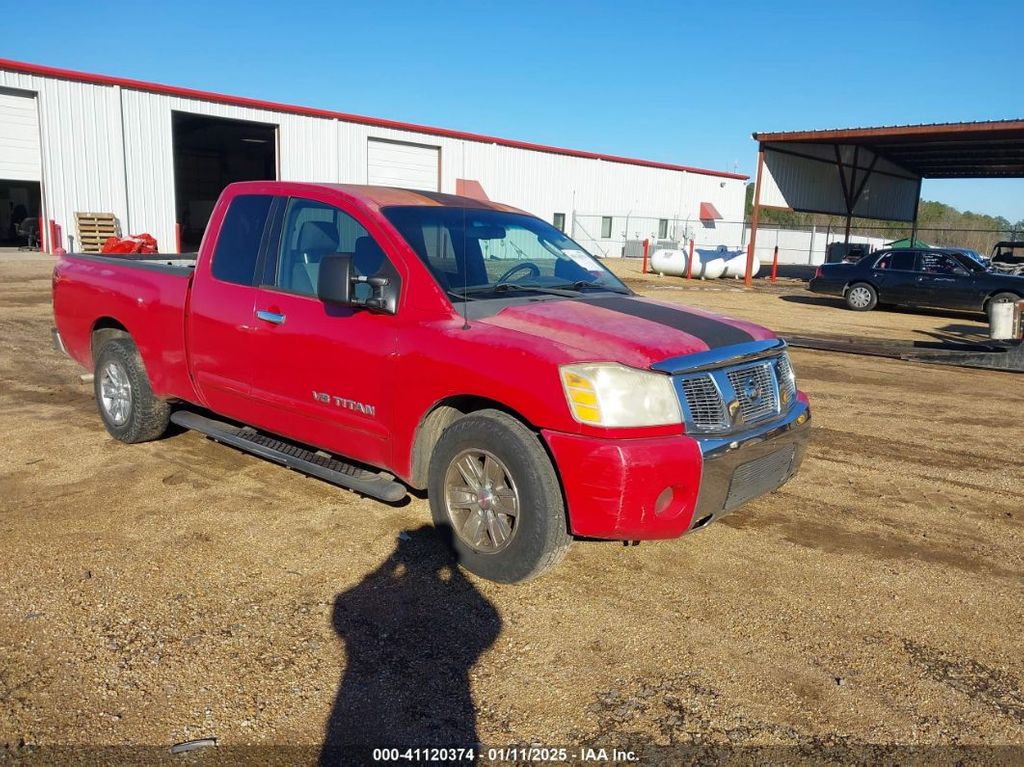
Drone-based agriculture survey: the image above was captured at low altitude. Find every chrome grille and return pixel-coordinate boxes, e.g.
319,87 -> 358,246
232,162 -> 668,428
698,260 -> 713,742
726,362 -> 779,424
680,374 -> 729,432
675,352 -> 795,434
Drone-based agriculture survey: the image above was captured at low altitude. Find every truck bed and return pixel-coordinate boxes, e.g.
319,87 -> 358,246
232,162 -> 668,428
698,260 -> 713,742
64,252 -> 199,275
52,251 -> 200,403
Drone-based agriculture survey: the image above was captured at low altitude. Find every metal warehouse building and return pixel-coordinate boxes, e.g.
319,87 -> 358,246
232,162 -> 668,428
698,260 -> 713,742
0,59 -> 746,256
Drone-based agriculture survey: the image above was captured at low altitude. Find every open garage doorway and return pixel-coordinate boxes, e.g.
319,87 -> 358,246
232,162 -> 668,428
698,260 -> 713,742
0,180 -> 40,248
172,112 -> 277,251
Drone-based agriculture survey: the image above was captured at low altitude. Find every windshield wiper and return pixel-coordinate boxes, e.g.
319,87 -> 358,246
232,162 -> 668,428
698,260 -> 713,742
449,282 -> 581,298
450,281 -> 629,299
492,282 -> 581,297
547,280 -> 631,295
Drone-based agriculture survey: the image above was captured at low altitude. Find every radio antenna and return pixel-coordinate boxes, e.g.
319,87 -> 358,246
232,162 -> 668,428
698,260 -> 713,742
460,208 -> 470,330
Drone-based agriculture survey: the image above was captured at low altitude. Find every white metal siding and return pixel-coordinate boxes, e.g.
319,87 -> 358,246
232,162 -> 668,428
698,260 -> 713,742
366,139 -> 439,191
0,88 -> 40,181
0,63 -> 746,254
759,143 -> 919,222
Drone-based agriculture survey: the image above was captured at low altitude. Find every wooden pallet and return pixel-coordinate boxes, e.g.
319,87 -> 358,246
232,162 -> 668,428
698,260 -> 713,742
75,212 -> 119,253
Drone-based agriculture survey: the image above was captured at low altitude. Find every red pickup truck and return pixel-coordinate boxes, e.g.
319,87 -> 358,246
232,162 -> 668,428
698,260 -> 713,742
52,181 -> 810,582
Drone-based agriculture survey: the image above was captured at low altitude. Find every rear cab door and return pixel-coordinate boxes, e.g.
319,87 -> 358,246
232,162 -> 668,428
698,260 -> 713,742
246,191 -> 406,468
868,250 -> 919,304
187,191 -> 277,417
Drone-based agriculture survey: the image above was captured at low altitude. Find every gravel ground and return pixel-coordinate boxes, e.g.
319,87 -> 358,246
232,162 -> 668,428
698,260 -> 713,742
1,253 -> 1022,764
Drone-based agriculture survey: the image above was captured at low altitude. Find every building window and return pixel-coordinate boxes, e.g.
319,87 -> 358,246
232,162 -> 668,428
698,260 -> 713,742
553,212 -> 565,232
658,219 -> 669,239
601,216 -> 613,239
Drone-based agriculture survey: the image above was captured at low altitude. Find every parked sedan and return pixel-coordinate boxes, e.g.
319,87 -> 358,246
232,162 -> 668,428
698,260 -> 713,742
809,248 -> 1024,314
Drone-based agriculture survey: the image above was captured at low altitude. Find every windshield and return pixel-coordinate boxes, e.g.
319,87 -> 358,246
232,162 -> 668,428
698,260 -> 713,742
958,249 -> 989,267
382,206 -> 629,297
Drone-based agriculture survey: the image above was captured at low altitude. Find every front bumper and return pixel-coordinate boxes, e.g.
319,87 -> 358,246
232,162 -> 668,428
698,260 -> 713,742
542,399 -> 811,540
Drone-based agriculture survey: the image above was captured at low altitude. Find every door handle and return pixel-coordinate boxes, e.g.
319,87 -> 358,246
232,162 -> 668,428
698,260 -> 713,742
256,310 -> 286,325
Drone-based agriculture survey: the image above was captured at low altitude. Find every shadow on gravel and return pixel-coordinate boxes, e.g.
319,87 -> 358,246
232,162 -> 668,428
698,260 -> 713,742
778,294 -> 846,309
319,525 -> 500,765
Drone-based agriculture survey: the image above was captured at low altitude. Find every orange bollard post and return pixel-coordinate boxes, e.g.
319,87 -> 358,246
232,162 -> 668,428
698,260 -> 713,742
771,245 -> 779,283
686,239 -> 695,279
642,238 -> 650,274
175,222 -> 182,253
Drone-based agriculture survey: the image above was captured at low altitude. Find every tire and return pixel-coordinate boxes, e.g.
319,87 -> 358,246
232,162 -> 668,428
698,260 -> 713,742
93,336 -> 170,443
845,282 -> 877,312
427,409 -> 572,583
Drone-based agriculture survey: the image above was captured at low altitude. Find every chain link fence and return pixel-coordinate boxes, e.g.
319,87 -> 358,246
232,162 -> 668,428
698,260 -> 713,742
570,212 -> 1023,267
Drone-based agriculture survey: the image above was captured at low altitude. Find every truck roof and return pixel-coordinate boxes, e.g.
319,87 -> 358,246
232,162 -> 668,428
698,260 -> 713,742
224,181 -> 528,214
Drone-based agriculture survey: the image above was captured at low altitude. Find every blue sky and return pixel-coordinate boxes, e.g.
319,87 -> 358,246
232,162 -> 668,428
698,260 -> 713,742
6,0 -> 1024,220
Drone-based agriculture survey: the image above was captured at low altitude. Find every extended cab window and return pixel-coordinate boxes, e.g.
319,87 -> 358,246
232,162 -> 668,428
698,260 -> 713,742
211,194 -> 273,286
270,198 -> 389,297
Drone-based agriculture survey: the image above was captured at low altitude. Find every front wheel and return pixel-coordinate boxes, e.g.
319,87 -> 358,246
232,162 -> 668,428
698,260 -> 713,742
428,410 -> 572,583
845,282 -> 877,311
93,336 -> 170,443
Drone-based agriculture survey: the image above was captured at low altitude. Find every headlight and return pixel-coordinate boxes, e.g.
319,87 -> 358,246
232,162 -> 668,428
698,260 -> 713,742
560,363 -> 682,428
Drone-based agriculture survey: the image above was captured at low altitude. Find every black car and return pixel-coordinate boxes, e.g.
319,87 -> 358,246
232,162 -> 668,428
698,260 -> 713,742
809,248 -> 1024,314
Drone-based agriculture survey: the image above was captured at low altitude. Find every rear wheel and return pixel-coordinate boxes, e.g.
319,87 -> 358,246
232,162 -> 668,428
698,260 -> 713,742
93,336 -> 170,443
428,409 -> 572,583
845,282 -> 877,311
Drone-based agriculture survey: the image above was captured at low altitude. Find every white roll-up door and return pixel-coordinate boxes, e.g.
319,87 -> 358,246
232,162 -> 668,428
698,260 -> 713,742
367,138 -> 439,191
0,88 -> 41,181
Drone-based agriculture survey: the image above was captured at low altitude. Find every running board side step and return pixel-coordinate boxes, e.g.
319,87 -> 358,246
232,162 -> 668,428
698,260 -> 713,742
170,410 -> 408,503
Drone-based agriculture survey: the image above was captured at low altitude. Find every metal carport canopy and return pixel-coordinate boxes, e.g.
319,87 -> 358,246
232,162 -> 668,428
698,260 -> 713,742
743,119 -> 1024,285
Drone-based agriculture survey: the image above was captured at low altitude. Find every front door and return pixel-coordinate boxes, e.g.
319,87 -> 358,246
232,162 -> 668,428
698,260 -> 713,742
247,195 -> 402,468
914,251 -> 978,310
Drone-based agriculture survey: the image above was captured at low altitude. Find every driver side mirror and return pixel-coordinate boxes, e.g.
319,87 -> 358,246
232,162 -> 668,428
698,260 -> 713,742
317,255 -> 352,304
317,254 -> 400,314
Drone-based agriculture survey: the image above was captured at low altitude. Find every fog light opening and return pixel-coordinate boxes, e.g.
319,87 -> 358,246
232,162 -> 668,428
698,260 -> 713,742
654,486 -> 674,517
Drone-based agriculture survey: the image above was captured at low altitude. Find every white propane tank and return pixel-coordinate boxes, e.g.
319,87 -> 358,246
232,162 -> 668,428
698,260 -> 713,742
723,253 -> 747,278
650,248 -> 689,277
989,300 -> 1018,340
700,256 -> 726,279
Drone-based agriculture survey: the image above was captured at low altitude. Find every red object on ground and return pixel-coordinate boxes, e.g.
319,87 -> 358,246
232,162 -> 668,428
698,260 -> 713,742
49,220 -> 57,254
642,238 -> 650,274
101,233 -> 158,254
687,239 -> 695,279
771,245 -> 779,283
175,223 -> 182,253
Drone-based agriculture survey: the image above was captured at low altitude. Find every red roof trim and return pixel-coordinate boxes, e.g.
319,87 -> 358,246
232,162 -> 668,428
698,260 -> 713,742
753,119 -> 1024,144
0,58 -> 747,180
699,201 -> 722,220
